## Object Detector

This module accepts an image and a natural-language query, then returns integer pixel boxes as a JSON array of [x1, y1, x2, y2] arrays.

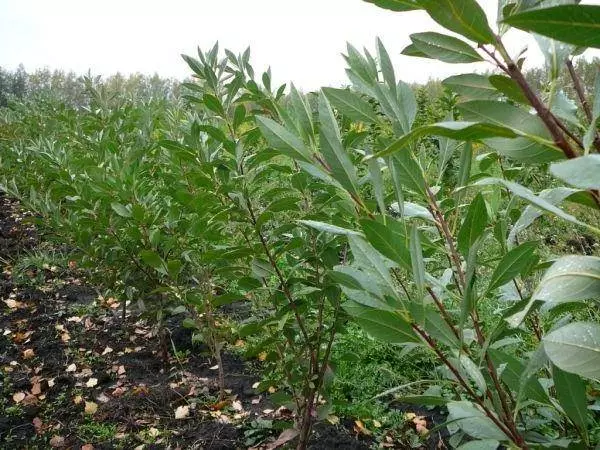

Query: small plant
[[77, 421, 117, 442]]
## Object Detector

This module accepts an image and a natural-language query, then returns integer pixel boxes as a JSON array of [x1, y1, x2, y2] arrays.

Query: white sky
[[1, 0, 599, 89]]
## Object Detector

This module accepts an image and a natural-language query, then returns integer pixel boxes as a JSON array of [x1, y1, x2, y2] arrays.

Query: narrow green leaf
[[488, 348, 550, 406], [446, 401, 508, 440], [111, 202, 132, 218], [202, 93, 225, 117], [367, 156, 386, 215], [389, 150, 426, 196], [318, 91, 360, 196], [256, 116, 313, 163], [508, 187, 581, 247], [487, 241, 538, 292], [488, 75, 529, 104], [297, 220, 361, 236], [372, 121, 517, 158], [410, 32, 484, 63], [457, 193, 488, 256], [458, 354, 487, 393], [424, 309, 460, 347], [473, 178, 585, 230], [544, 322, 600, 379], [322, 87, 379, 124], [503, 5, 600, 49], [139, 250, 165, 273], [552, 364, 589, 441], [410, 224, 426, 302], [289, 83, 315, 144], [360, 220, 411, 269], [376, 37, 397, 92], [345, 304, 419, 344], [401, 43, 431, 58]]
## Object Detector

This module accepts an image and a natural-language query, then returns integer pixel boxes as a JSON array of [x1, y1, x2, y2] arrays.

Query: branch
[[494, 40, 578, 160], [566, 58, 600, 152]]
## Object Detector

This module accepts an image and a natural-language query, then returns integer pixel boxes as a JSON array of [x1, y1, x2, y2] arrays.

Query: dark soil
[[0, 192, 376, 449]]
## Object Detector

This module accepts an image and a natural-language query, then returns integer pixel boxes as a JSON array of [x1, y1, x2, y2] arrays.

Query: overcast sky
[[1, 0, 599, 90]]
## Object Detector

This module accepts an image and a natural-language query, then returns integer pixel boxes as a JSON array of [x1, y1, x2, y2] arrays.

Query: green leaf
[[550, 155, 600, 189], [457, 100, 564, 163], [322, 87, 379, 123], [410, 224, 426, 304], [457, 441, 500, 450], [487, 241, 538, 292], [391, 202, 434, 222], [457, 141, 473, 189], [543, 322, 600, 379], [297, 220, 361, 236], [437, 132, 460, 179], [139, 250, 166, 274], [373, 121, 516, 159], [256, 116, 313, 163], [488, 348, 550, 406], [457, 193, 488, 256], [417, 0, 496, 44], [181, 54, 204, 77], [372, 81, 417, 134], [503, 5, 600, 49], [410, 32, 484, 63], [458, 354, 486, 393], [552, 364, 589, 440], [508, 255, 600, 327], [443, 74, 499, 100], [376, 37, 397, 92], [424, 309, 460, 347], [367, 156, 386, 215], [508, 187, 582, 247], [360, 219, 411, 270], [401, 43, 431, 58], [289, 83, 315, 144], [473, 178, 585, 230], [348, 235, 398, 296], [534, 255, 600, 308], [488, 75, 529, 104], [346, 304, 419, 344], [363, 0, 421, 11], [388, 150, 426, 196], [111, 202, 132, 218], [446, 401, 508, 440], [202, 93, 225, 117], [318, 91, 360, 196]]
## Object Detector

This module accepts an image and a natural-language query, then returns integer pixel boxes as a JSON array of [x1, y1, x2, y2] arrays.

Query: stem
[[494, 40, 578, 160], [412, 324, 524, 446], [426, 187, 466, 290], [566, 58, 600, 153], [245, 196, 312, 350], [426, 287, 460, 341], [566, 59, 593, 122], [296, 388, 316, 450]]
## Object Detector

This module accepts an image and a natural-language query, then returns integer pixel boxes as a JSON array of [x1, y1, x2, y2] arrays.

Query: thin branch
[[566, 58, 600, 152], [494, 40, 578, 160]]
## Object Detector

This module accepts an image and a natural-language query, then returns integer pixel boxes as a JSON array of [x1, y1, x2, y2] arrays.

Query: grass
[[329, 324, 436, 421], [77, 421, 117, 442]]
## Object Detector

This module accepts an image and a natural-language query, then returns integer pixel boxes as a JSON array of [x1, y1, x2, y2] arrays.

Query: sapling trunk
[[296, 388, 316, 450]]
